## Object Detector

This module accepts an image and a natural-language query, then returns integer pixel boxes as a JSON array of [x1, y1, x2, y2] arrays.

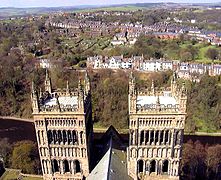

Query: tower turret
[[179, 82, 187, 113], [45, 69, 52, 93], [78, 80, 84, 112], [151, 79, 155, 95], [171, 71, 177, 96], [31, 81, 39, 113], [129, 72, 137, 113], [156, 95, 161, 111], [66, 81, 70, 96], [84, 71, 90, 95], [129, 72, 136, 95], [55, 94, 61, 112]]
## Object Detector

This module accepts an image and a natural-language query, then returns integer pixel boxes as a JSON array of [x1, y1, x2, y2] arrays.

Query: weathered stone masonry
[[127, 73, 187, 180], [32, 71, 93, 180]]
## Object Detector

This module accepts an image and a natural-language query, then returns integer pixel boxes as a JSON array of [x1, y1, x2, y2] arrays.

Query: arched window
[[63, 160, 70, 173], [52, 159, 59, 173], [137, 160, 144, 173], [160, 131, 164, 144], [53, 130, 57, 144], [80, 131, 83, 144], [165, 130, 169, 143], [175, 130, 181, 145], [47, 130, 52, 144], [75, 160, 81, 173], [155, 131, 159, 144], [150, 160, 156, 173], [150, 131, 154, 144], [140, 131, 144, 145], [73, 131, 78, 144], [63, 130, 67, 144], [162, 160, 169, 174], [130, 130, 134, 145], [67, 130, 72, 144], [58, 130, 62, 144], [145, 131, 149, 144]]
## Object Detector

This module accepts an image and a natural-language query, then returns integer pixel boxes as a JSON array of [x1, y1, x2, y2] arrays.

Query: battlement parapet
[[137, 90, 171, 96], [53, 89, 78, 96], [136, 104, 179, 113], [40, 104, 78, 113]]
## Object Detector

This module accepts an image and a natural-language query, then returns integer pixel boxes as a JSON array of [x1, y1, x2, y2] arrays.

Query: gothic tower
[[127, 73, 187, 180], [32, 70, 93, 180]]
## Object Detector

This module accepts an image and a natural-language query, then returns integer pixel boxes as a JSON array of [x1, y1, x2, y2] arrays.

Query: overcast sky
[[1, 0, 221, 8]]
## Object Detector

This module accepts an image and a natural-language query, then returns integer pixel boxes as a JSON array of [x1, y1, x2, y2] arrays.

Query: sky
[[0, 0, 221, 8]]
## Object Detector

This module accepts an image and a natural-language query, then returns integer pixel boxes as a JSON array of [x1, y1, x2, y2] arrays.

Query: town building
[[87, 56, 221, 81]]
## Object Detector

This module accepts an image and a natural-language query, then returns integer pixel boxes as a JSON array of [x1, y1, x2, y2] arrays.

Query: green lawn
[[179, 41, 221, 64], [0, 169, 43, 180], [0, 169, 20, 180], [196, 45, 220, 64], [22, 176, 43, 180]]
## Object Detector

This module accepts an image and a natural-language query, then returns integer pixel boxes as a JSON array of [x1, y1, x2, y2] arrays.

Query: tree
[[11, 141, 40, 174], [180, 141, 197, 180], [0, 138, 12, 167], [187, 45, 198, 60], [207, 145, 221, 180], [186, 74, 221, 132], [180, 51, 193, 62], [180, 141, 207, 180], [206, 48, 219, 60]]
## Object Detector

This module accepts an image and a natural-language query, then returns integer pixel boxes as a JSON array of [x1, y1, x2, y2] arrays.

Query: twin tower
[[31, 71, 187, 180]]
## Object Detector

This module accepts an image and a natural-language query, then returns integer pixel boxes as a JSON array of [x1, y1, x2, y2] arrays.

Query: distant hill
[[0, 6, 100, 18], [1, 2, 221, 18], [0, 7, 78, 18]]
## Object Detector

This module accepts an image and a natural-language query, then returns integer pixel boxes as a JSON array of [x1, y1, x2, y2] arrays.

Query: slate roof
[[44, 96, 78, 107], [88, 126, 132, 180], [87, 137, 132, 180], [137, 95, 178, 106]]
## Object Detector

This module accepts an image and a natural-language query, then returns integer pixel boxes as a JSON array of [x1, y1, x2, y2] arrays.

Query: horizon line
[[0, 2, 220, 9]]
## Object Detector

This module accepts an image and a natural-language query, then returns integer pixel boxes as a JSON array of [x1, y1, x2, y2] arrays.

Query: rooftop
[[88, 137, 131, 180], [137, 92, 178, 107], [44, 96, 78, 107], [88, 148, 130, 180]]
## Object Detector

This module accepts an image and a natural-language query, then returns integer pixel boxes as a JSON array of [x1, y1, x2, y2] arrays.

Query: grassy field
[[0, 169, 20, 180], [179, 41, 221, 64], [75, 5, 146, 12], [22, 176, 43, 180], [0, 169, 43, 180]]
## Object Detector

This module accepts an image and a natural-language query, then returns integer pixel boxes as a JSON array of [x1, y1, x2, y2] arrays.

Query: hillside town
[[1, 1, 221, 180], [46, 12, 221, 46]]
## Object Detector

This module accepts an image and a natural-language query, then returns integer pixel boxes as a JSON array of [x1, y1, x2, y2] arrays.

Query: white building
[[39, 59, 52, 69], [108, 56, 122, 69], [142, 60, 173, 72]]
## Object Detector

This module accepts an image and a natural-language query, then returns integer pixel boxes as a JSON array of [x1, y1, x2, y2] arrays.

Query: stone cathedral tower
[[127, 73, 187, 180], [31, 70, 93, 180]]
